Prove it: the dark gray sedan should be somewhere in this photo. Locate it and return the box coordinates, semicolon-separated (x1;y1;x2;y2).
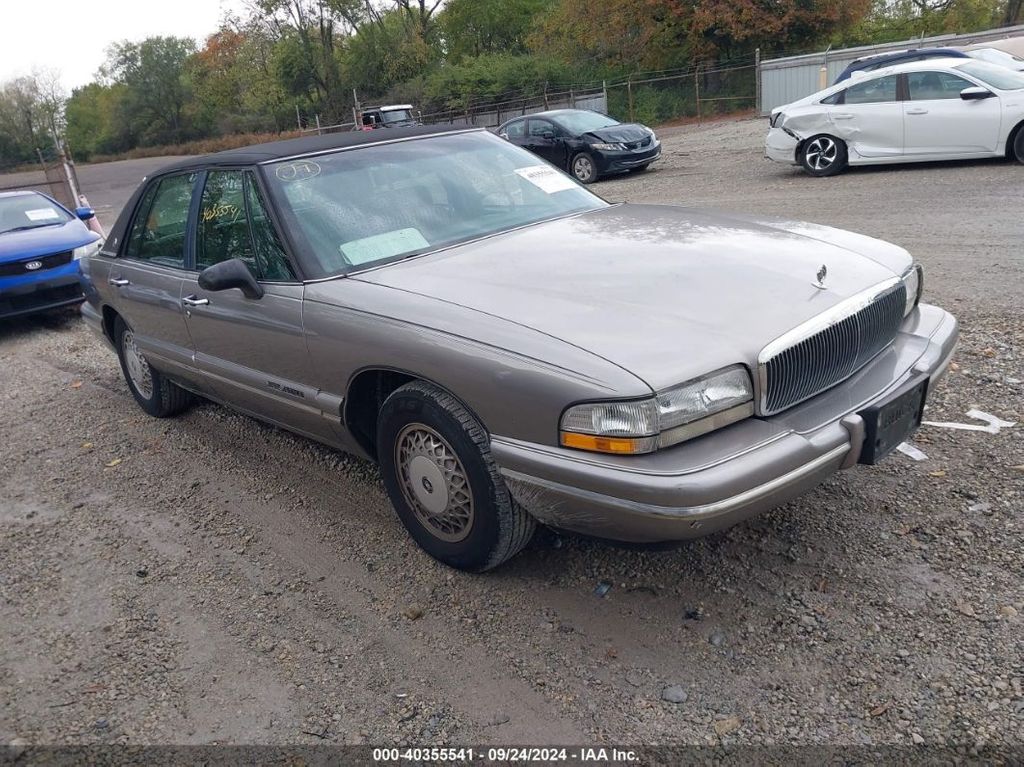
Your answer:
81;126;958;571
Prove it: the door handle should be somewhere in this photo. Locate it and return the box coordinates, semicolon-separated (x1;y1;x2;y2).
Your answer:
108;278;130;287
832;113;854;120
906;108;929;115
182;295;210;307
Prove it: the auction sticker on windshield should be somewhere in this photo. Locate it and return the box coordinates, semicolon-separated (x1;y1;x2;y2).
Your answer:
340;227;431;266
515;165;577;194
25;208;60;221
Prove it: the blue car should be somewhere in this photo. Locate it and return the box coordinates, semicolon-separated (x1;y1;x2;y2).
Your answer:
0;190;102;320
835;47;970;83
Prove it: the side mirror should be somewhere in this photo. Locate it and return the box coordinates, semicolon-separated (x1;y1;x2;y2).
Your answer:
198;258;264;299
541;130;556;139
75;206;95;221
499;132;509;140
960;86;994;100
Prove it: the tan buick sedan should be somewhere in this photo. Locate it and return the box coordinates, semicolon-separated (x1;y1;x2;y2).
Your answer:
80;126;958;571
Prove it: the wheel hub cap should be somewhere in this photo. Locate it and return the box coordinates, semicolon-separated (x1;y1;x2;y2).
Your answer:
573;157;592;179
396;424;474;542
122;330;153;399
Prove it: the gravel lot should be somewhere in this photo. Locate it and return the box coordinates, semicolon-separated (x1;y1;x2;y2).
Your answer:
1;118;1022;749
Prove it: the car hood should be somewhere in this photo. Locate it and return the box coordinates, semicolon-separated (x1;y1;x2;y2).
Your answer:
0;220;98;264
352;204;912;391
583;124;652;143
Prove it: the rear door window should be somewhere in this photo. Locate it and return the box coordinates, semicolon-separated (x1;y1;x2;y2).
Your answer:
124;173;197;269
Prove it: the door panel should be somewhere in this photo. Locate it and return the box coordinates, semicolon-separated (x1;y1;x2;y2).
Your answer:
831;75;904;158
108;173;201;386
903;71;1002;155
525;118;566;166
182;169;341;445
180;280;340;441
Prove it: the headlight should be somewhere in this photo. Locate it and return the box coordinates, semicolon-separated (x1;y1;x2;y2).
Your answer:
73;239;103;260
560;366;755;455
770;112;784;128
590;142;624;151
901;264;923;317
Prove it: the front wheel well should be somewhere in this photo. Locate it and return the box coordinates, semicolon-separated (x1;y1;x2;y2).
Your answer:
1006;120;1024;158
344;369;416;460
101;305;120;344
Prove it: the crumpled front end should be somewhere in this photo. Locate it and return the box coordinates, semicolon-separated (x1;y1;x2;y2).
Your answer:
765;126;800;164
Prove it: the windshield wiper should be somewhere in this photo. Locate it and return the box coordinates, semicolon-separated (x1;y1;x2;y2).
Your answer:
1;222;64;235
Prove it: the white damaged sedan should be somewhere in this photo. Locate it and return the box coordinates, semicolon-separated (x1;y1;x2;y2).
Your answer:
766;58;1024;176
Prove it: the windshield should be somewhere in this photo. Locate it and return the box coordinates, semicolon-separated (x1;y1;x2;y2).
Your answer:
967;48;1024;69
956;60;1024;90
382;109;413;123
264;131;606;278
553;111;621;134
0;193;72;235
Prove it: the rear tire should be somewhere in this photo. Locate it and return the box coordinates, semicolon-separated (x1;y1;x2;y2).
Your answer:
377;381;535;572
799;135;848;177
570;153;598;184
114;317;191;418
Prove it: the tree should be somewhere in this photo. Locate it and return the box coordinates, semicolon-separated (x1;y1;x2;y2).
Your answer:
101;36;197;145
439;0;554;61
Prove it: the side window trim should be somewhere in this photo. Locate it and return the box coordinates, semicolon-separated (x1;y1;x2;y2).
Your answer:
185;169;206;272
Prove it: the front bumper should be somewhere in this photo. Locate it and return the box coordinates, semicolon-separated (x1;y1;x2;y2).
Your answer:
0;261;84;319
596;142;662;174
765;127;800;165
492;304;958;543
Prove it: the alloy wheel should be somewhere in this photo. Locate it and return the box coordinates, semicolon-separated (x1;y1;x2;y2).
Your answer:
395;423;474;543
804;137;838;171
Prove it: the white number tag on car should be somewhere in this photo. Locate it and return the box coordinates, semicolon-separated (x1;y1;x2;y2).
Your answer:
515;165;577;194
340;227;431;266
25;208;60;221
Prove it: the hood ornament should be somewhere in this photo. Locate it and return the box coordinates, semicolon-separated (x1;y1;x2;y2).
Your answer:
813;264;828;290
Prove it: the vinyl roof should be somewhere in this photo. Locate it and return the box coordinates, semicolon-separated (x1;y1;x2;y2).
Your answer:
156;124;477;175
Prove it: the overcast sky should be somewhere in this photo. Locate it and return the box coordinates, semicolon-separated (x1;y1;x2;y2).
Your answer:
0;0;246;91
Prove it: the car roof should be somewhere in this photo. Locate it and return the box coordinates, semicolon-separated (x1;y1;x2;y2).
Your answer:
852;47;965;65
0;190;39;199
499;109;604;127
154;124;477;175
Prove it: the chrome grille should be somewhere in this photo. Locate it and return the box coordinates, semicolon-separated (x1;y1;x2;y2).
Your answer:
758;281;906;415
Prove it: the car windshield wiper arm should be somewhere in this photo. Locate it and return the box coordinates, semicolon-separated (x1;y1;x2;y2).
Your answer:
1;222;64;234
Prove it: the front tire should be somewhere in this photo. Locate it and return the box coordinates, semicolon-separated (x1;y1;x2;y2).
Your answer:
1013;126;1024;164
114;317;191;418
800;135;848;177
570;153;598;184
377;381;535;572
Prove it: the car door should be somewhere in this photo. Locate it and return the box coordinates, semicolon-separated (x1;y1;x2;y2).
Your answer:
525;118;567;167
107;172;204;386
830;74;904;158
499;118;527;147
179;169;343;445
903;70;1002;156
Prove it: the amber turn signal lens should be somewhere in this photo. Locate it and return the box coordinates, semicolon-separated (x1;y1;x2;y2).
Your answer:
560;432;651;454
